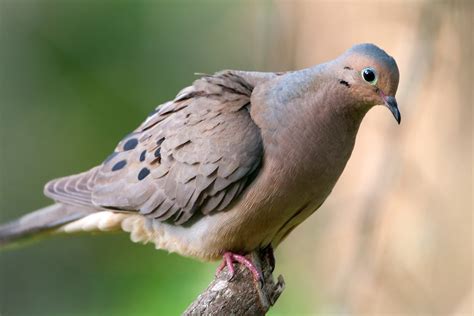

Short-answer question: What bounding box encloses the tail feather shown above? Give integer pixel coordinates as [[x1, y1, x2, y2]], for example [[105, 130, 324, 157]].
[[0, 204, 97, 247]]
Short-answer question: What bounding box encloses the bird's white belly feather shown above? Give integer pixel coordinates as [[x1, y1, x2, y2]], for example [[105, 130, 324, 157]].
[[56, 211, 224, 261]]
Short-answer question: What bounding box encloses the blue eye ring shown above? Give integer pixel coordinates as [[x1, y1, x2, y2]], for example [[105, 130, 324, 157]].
[[361, 67, 377, 85]]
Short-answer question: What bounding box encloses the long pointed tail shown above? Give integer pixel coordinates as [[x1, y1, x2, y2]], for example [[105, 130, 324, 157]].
[[0, 204, 97, 248]]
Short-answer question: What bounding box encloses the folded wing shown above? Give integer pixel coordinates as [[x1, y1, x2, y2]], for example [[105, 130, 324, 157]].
[[44, 71, 264, 225]]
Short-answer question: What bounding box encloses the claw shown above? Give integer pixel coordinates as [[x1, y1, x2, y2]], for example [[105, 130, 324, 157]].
[[215, 252, 262, 283]]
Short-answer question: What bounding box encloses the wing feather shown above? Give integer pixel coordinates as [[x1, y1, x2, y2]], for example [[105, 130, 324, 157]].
[[43, 71, 264, 225]]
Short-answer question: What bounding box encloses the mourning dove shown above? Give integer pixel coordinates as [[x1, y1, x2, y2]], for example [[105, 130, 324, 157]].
[[0, 43, 400, 279]]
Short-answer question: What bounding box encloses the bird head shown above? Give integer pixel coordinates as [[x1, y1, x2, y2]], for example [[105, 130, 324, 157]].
[[335, 43, 400, 124]]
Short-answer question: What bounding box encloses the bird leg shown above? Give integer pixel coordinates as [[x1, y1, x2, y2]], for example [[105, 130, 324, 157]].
[[262, 245, 276, 272], [216, 252, 262, 283]]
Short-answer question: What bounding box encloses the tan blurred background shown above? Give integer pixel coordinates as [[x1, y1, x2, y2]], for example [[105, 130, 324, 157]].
[[0, 0, 472, 315]]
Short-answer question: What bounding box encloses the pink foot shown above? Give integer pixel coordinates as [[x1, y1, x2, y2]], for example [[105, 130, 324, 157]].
[[216, 252, 262, 283]]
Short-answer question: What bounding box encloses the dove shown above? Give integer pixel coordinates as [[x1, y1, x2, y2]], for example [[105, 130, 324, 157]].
[[0, 43, 400, 280]]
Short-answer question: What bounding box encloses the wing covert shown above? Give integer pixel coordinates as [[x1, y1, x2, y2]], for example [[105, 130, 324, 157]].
[[45, 71, 264, 225]]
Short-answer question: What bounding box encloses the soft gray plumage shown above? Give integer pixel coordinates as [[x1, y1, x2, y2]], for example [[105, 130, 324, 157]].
[[0, 43, 400, 260]]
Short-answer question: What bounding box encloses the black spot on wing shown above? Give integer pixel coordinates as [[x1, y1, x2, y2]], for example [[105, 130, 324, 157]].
[[139, 150, 146, 162], [123, 138, 138, 151], [152, 148, 161, 164], [112, 160, 127, 171], [154, 148, 161, 158], [138, 167, 150, 180]]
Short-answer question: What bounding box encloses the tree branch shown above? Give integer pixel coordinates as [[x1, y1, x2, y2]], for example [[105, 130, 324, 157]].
[[183, 248, 285, 315]]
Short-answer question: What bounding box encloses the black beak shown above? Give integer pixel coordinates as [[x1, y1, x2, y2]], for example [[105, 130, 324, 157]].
[[383, 95, 401, 124]]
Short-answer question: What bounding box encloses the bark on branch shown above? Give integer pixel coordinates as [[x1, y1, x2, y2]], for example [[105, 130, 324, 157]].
[[183, 248, 285, 315]]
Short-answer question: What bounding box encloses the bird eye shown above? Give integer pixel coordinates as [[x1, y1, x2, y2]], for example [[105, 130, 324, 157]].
[[361, 67, 377, 85]]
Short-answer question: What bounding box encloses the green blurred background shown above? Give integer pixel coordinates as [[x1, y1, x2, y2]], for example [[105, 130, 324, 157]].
[[0, 1, 472, 315]]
